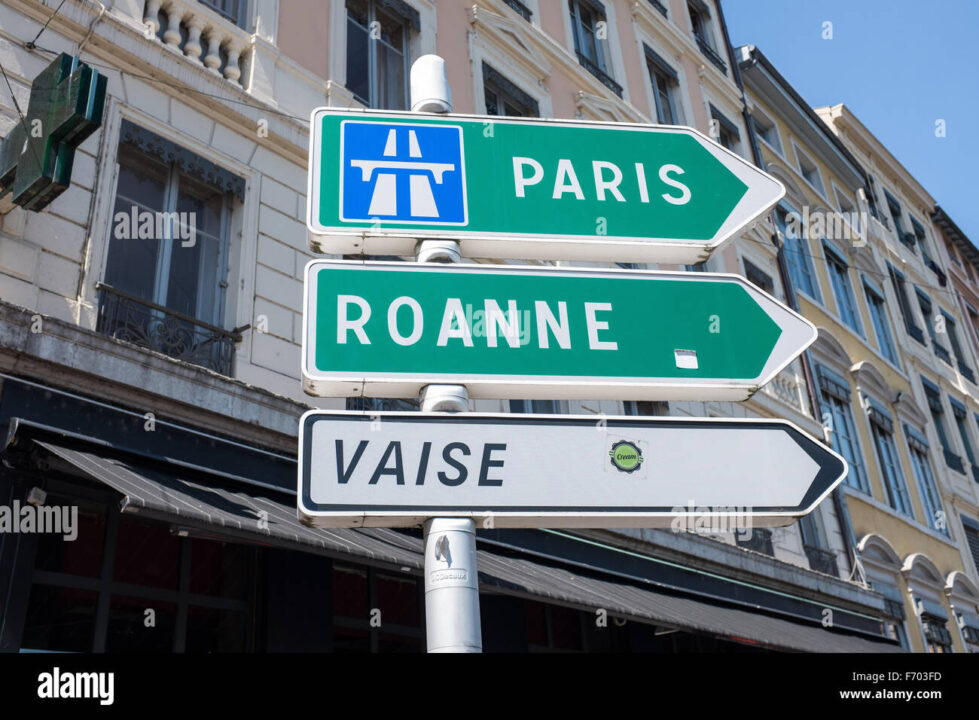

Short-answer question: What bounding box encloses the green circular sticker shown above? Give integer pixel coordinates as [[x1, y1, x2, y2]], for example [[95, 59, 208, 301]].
[[609, 440, 643, 473]]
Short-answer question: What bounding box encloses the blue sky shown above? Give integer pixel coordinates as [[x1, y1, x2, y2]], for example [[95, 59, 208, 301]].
[[723, 0, 979, 243]]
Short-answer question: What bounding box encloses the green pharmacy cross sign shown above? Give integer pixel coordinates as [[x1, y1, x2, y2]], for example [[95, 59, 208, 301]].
[[302, 261, 817, 402], [306, 109, 785, 264], [0, 53, 107, 212]]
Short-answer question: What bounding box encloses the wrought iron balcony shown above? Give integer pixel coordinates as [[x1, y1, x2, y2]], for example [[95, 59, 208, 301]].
[[502, 0, 533, 21], [694, 36, 727, 73], [96, 283, 241, 376], [575, 51, 623, 98], [803, 545, 839, 577]]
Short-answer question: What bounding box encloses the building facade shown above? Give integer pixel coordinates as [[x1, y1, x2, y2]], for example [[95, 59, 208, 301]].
[[0, 0, 922, 652]]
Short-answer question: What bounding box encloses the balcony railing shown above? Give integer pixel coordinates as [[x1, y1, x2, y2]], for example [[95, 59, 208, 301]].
[[143, 0, 251, 86], [803, 545, 839, 577], [502, 0, 533, 21], [694, 36, 727, 73], [575, 51, 623, 98], [96, 283, 241, 376]]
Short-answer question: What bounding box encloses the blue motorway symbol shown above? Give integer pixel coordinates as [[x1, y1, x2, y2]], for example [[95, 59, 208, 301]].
[[340, 121, 467, 225]]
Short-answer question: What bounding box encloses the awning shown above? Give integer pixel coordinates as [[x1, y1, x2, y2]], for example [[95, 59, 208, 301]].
[[32, 439, 902, 653]]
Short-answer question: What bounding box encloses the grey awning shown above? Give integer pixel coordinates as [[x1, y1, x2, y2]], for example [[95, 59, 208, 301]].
[[35, 440, 424, 570], [35, 440, 902, 653]]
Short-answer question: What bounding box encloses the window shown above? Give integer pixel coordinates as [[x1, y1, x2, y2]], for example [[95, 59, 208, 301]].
[[346, 0, 414, 109], [623, 400, 668, 415], [885, 189, 913, 249], [569, 0, 622, 97], [735, 528, 774, 556], [922, 613, 953, 653], [799, 510, 838, 576], [510, 400, 566, 414], [333, 564, 423, 652], [743, 259, 774, 294], [795, 146, 825, 196], [645, 46, 680, 125], [951, 398, 977, 470], [869, 404, 913, 516], [864, 174, 881, 221], [482, 63, 539, 118], [775, 204, 820, 301], [870, 582, 910, 650], [887, 264, 924, 344], [942, 312, 975, 383], [835, 189, 860, 235], [963, 517, 979, 577], [502, 0, 533, 22], [922, 378, 964, 474], [750, 109, 782, 155], [911, 218, 929, 257], [22, 491, 256, 653], [967, 304, 979, 352], [687, 0, 726, 72], [864, 280, 898, 365], [709, 104, 740, 152], [824, 243, 863, 336], [818, 366, 869, 493], [905, 425, 947, 535], [916, 290, 951, 364], [100, 121, 242, 375], [199, 0, 247, 27]]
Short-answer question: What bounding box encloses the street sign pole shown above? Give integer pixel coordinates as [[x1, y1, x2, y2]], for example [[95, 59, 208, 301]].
[[411, 57, 482, 653]]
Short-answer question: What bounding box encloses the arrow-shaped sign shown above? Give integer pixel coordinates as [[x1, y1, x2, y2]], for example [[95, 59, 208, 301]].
[[302, 261, 817, 401], [306, 109, 784, 264], [298, 412, 847, 529]]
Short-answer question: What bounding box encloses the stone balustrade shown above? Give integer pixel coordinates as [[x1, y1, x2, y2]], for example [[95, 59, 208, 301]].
[[760, 365, 809, 415], [143, 0, 250, 86]]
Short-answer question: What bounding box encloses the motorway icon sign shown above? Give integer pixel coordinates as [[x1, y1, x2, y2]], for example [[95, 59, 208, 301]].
[[340, 121, 467, 224], [298, 411, 848, 529], [307, 109, 785, 264], [301, 260, 817, 401]]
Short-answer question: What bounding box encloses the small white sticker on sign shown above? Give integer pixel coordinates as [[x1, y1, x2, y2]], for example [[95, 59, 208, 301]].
[[674, 349, 698, 369]]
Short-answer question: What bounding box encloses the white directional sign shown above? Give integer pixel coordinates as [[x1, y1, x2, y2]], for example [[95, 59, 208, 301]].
[[298, 411, 847, 529]]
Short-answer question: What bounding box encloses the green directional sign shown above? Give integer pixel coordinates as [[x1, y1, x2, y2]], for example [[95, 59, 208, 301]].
[[306, 109, 784, 264], [302, 261, 816, 401]]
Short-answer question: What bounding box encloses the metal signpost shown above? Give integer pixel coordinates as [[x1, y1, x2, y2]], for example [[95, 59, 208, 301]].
[[305, 108, 784, 264], [297, 55, 835, 654], [301, 260, 817, 401], [298, 411, 848, 529]]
